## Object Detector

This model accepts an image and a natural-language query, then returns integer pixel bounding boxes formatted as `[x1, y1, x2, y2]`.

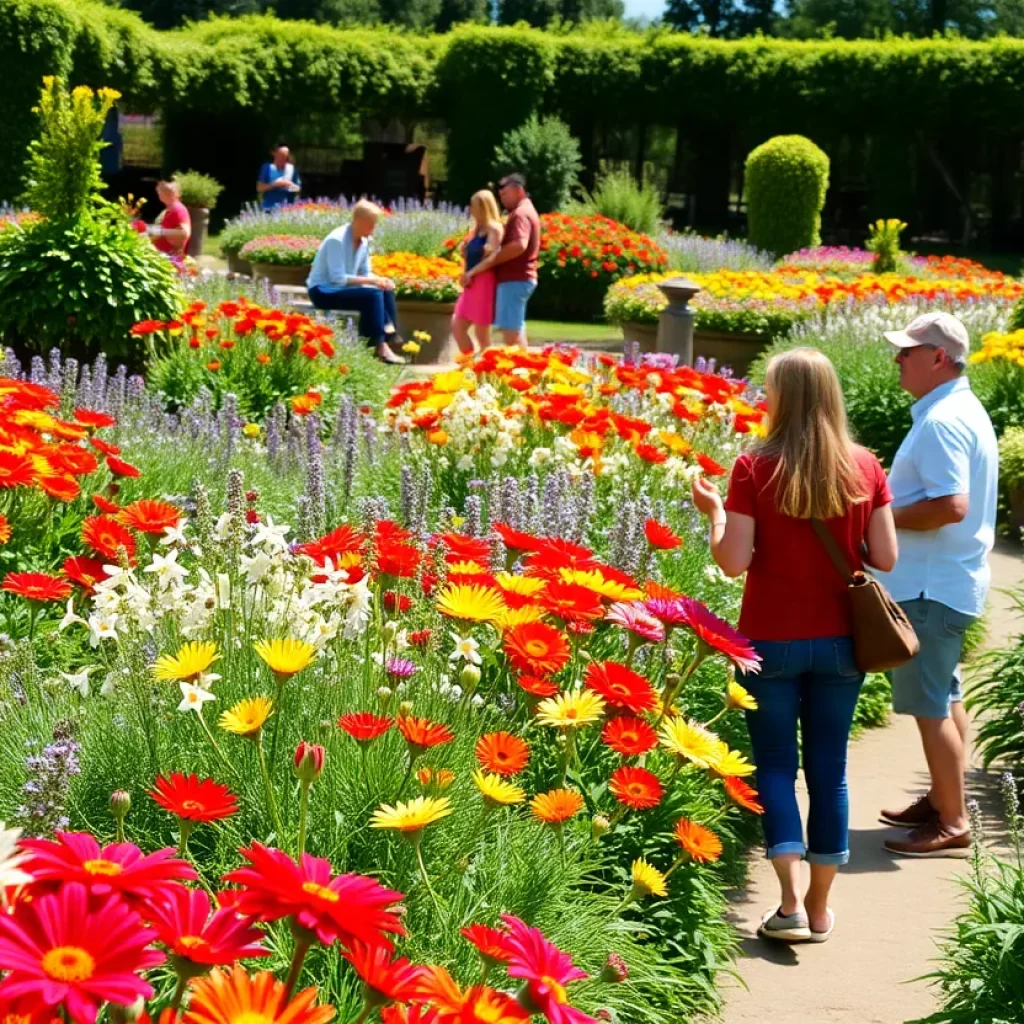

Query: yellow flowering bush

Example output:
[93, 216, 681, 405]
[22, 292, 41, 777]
[374, 252, 462, 303]
[972, 329, 1024, 367]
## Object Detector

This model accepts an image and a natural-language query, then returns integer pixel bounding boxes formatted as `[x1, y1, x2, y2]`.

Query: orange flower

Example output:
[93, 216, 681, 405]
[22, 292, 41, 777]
[0, 514, 11, 545]
[256, 354, 271, 365]
[723, 776, 764, 814]
[1, 571, 72, 603]
[644, 518, 682, 550]
[608, 765, 663, 810]
[396, 716, 454, 756]
[184, 966, 335, 1024]
[118, 499, 181, 535]
[475, 732, 530, 777]
[503, 622, 570, 677]
[584, 660, 658, 714]
[516, 674, 559, 698]
[530, 788, 584, 825]
[82, 515, 136, 561]
[601, 716, 658, 756]
[673, 819, 723, 864]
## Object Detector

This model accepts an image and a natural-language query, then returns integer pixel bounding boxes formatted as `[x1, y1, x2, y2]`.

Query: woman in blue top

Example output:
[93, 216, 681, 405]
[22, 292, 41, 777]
[306, 201, 404, 365]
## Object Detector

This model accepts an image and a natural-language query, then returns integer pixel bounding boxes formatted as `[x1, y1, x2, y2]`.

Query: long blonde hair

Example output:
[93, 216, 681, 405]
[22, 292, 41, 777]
[468, 189, 502, 238]
[754, 348, 867, 519]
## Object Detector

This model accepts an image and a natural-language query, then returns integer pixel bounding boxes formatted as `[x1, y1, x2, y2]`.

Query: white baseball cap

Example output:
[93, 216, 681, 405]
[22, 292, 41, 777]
[883, 311, 969, 363]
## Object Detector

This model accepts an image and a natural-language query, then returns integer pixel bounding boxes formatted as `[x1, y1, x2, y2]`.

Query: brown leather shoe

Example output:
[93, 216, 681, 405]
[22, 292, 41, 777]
[884, 820, 971, 858]
[879, 794, 938, 828]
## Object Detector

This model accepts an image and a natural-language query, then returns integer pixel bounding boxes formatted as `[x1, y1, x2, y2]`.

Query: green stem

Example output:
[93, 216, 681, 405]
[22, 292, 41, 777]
[396, 753, 416, 800]
[610, 887, 637, 917]
[415, 838, 443, 916]
[115, 818, 125, 843]
[663, 854, 686, 880]
[297, 782, 310, 859]
[257, 737, 285, 841]
[352, 1005, 372, 1024]
[197, 709, 242, 781]
[269, 678, 286, 766]
[283, 936, 312, 999]
[169, 974, 189, 1019]
[178, 820, 194, 856]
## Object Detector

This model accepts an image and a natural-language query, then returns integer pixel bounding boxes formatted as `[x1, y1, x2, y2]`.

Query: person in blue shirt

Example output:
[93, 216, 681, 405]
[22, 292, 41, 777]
[874, 312, 998, 859]
[306, 200, 404, 365]
[257, 145, 301, 211]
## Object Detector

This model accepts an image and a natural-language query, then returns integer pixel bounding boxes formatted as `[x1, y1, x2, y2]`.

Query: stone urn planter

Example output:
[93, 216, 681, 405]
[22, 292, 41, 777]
[250, 262, 312, 288]
[620, 320, 658, 354]
[185, 206, 209, 258]
[692, 328, 769, 378]
[226, 251, 252, 276]
[396, 299, 457, 365]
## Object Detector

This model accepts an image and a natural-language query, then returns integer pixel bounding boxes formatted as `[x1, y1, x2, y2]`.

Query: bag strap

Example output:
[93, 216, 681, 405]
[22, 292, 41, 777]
[810, 518, 857, 585]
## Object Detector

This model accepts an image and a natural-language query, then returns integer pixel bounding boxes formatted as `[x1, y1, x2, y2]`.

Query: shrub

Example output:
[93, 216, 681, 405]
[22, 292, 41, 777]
[572, 168, 664, 235]
[173, 169, 223, 209]
[852, 673, 891, 735]
[238, 234, 320, 266]
[492, 115, 582, 215]
[865, 217, 907, 275]
[1000, 427, 1024, 492]
[968, 329, 1024, 437]
[219, 201, 351, 258]
[744, 135, 830, 257]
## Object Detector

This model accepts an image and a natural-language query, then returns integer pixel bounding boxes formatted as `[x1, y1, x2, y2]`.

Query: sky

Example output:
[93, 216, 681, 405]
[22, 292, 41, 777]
[623, 0, 665, 21]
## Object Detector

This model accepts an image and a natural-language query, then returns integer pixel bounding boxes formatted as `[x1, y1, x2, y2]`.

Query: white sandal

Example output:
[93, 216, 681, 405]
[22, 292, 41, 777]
[809, 908, 835, 943]
[757, 906, 812, 943]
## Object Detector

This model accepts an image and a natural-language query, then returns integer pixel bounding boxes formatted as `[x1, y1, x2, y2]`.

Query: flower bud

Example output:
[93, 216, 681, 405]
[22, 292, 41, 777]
[459, 664, 481, 693]
[456, 855, 470, 874]
[599, 954, 629, 984]
[399, 700, 414, 716]
[377, 685, 393, 706]
[293, 741, 325, 785]
[435, 769, 455, 789]
[108, 790, 131, 821]
[383, 621, 399, 643]
[416, 766, 433, 786]
[591, 814, 611, 839]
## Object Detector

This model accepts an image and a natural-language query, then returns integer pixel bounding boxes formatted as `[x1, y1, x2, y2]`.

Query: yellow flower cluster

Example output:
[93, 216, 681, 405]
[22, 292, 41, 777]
[971, 329, 1024, 367]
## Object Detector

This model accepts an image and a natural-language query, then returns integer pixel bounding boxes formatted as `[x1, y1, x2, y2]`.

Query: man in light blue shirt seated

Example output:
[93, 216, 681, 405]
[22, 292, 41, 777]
[306, 200, 404, 364]
[257, 145, 301, 211]
[875, 312, 998, 859]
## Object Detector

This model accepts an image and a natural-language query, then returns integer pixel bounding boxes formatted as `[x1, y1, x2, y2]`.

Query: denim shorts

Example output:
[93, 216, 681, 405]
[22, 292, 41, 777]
[494, 280, 537, 331]
[891, 598, 974, 719]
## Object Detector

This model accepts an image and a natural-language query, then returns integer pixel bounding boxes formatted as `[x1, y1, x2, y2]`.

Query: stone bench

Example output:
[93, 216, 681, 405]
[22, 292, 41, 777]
[270, 284, 358, 322]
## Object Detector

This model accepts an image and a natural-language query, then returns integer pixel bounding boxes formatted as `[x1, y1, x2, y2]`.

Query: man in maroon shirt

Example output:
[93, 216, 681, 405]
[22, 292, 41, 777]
[463, 173, 540, 348]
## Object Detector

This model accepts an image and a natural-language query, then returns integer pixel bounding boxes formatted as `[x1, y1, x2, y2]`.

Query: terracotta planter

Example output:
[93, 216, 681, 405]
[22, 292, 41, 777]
[185, 206, 209, 258]
[692, 328, 769, 378]
[620, 320, 658, 354]
[250, 262, 313, 288]
[226, 252, 252, 276]
[1009, 486, 1024, 537]
[396, 299, 458, 365]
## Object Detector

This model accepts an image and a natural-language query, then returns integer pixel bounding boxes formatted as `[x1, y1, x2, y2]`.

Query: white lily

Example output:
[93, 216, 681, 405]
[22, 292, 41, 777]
[160, 520, 189, 547]
[251, 515, 290, 554]
[178, 682, 216, 713]
[58, 598, 85, 633]
[448, 632, 482, 666]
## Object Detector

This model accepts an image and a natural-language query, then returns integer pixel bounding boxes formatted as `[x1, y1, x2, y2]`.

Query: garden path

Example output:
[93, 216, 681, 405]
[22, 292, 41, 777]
[719, 539, 1023, 1024]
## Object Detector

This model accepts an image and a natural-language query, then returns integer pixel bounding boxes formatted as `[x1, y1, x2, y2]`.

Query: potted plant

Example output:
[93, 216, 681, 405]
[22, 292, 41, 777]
[240, 235, 320, 287]
[999, 426, 1024, 537]
[174, 170, 224, 258]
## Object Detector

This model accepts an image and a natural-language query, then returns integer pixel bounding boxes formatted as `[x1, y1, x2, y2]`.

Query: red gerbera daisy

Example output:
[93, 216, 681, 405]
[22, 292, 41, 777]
[2, 572, 71, 603]
[150, 774, 238, 823]
[148, 887, 268, 967]
[396, 716, 453, 757]
[608, 765, 664, 811]
[62, 556, 111, 592]
[643, 519, 682, 550]
[675, 597, 761, 674]
[695, 452, 727, 477]
[91, 493, 121, 514]
[338, 712, 393, 745]
[0, 452, 37, 489]
[19, 832, 194, 906]
[460, 924, 513, 964]
[222, 843, 405, 950]
[435, 533, 491, 564]
[516, 674, 559, 699]
[81, 515, 136, 561]
[73, 409, 117, 430]
[491, 522, 543, 554]
[89, 438, 121, 459]
[584, 661, 658, 714]
[634, 442, 667, 465]
[39, 476, 81, 503]
[376, 544, 421, 579]
[117, 500, 181, 535]
[0, 883, 164, 1023]
[0, 514, 11, 546]
[106, 456, 140, 478]
[503, 623, 571, 677]
[538, 582, 605, 622]
[475, 732, 530, 776]
[343, 942, 426, 1005]
[601, 716, 658, 757]
[723, 776, 764, 815]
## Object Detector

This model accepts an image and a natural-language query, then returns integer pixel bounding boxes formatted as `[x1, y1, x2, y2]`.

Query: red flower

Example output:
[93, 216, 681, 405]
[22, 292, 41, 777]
[338, 713, 394, 744]
[91, 492, 121, 512]
[62, 556, 111, 592]
[397, 716, 454, 756]
[0, 883, 164, 1023]
[695, 452, 727, 477]
[643, 519, 682, 550]
[538, 582, 604, 623]
[491, 522, 543, 553]
[117, 500, 181, 535]
[601, 717, 658, 756]
[584, 661, 657, 714]
[106, 456, 140, 478]
[82, 515, 136, 561]
[460, 924, 513, 964]
[499, 914, 590, 1024]
[376, 544, 421, 579]
[608, 766, 663, 810]
[723, 776, 764, 814]
[2, 572, 71, 603]
[148, 887, 268, 967]
[74, 409, 116, 430]
[516, 674, 559, 698]
[475, 732, 530, 776]
[408, 629, 432, 647]
[39, 476, 81, 502]
[90, 438, 122, 459]
[0, 452, 36, 489]
[674, 597, 761, 674]
[19, 832, 194, 905]
[222, 843, 405, 950]
[383, 591, 413, 614]
[503, 623, 571, 677]
[343, 942, 426, 1004]
[633, 442, 667, 465]
[150, 774, 238, 823]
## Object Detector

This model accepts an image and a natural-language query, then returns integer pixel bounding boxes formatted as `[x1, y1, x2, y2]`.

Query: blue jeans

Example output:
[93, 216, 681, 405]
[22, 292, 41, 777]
[744, 636, 864, 865]
[308, 286, 397, 346]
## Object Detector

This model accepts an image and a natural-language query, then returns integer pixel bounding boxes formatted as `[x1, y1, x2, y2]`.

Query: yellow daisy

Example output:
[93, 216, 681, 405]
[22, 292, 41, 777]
[557, 567, 644, 603]
[254, 637, 316, 680]
[495, 573, 546, 597]
[726, 680, 758, 712]
[219, 696, 273, 738]
[631, 857, 668, 898]
[658, 718, 723, 769]
[370, 796, 453, 836]
[472, 770, 526, 808]
[497, 605, 547, 629]
[708, 745, 756, 778]
[152, 641, 220, 682]
[435, 583, 507, 625]
[536, 689, 606, 729]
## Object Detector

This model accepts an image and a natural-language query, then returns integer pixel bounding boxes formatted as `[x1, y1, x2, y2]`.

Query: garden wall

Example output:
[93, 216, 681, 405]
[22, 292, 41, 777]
[8, 0, 1024, 242]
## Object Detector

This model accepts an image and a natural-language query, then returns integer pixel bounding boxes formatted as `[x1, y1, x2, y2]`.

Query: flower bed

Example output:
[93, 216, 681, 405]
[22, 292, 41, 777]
[239, 235, 321, 267]
[375, 252, 462, 303]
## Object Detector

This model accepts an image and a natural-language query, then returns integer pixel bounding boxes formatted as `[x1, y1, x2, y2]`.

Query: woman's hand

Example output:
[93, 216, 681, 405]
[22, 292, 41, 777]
[374, 276, 396, 292]
[691, 476, 725, 519]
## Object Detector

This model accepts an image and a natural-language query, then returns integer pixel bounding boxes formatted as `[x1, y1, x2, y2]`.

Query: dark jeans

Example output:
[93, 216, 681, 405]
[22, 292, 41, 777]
[308, 285, 398, 346]
[744, 636, 864, 865]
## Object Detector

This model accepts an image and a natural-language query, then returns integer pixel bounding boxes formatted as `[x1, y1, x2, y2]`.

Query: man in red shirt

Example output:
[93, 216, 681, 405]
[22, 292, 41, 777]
[148, 180, 191, 257]
[463, 173, 540, 348]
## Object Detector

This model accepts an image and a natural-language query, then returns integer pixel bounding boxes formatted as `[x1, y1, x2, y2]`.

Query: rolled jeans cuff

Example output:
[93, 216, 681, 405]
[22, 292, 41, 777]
[766, 841, 806, 860]
[807, 850, 850, 866]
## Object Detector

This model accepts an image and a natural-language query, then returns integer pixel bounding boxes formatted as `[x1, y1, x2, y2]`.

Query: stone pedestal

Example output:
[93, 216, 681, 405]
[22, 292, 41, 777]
[656, 277, 702, 363]
[396, 300, 458, 364]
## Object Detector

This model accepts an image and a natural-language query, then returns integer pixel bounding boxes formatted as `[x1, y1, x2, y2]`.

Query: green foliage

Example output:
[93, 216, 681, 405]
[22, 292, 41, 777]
[865, 217, 906, 275]
[571, 167, 664, 235]
[0, 210, 183, 361]
[745, 135, 830, 258]
[851, 673, 891, 736]
[173, 169, 224, 209]
[1000, 427, 1024, 492]
[664, 0, 776, 35]
[492, 115, 582, 215]
[969, 358, 1024, 438]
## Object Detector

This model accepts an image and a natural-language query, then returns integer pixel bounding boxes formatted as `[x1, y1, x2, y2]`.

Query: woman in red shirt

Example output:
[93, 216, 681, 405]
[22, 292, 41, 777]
[148, 180, 191, 257]
[692, 347, 897, 944]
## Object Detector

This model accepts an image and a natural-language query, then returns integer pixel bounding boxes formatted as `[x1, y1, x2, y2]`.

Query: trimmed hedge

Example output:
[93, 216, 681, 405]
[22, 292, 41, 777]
[11, 0, 1024, 205]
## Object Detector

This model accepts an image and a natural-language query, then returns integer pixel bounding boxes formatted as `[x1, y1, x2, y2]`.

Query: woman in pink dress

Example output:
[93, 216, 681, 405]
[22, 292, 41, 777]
[453, 190, 502, 355]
